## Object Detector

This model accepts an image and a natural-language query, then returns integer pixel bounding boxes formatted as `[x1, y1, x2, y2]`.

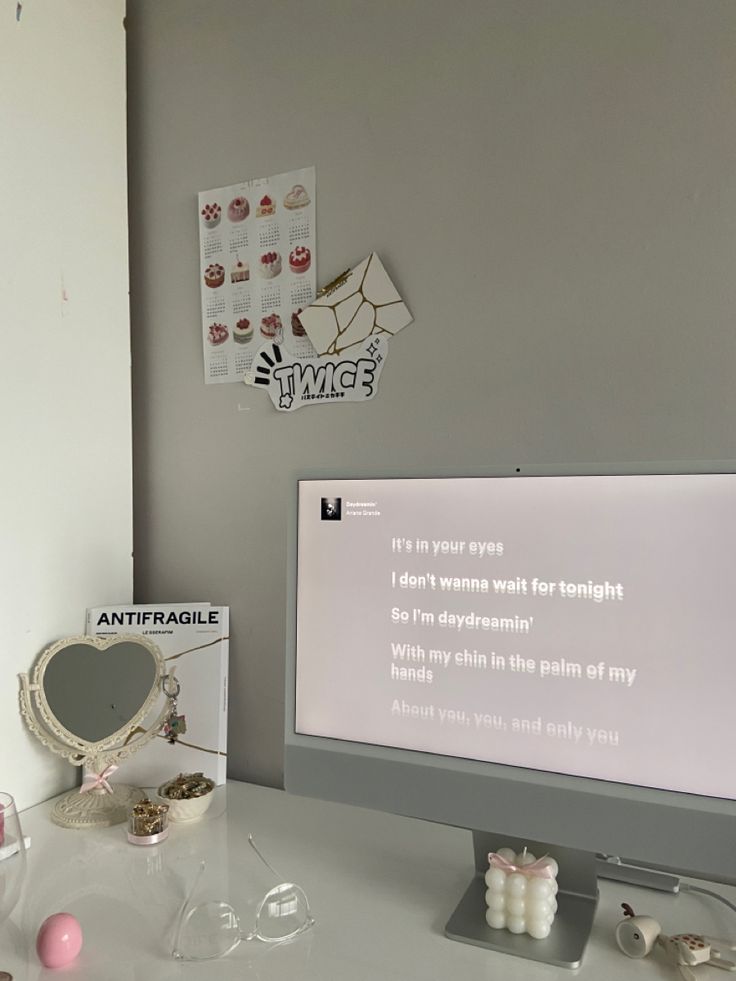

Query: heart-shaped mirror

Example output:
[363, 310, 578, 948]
[42, 638, 158, 745]
[19, 634, 174, 830]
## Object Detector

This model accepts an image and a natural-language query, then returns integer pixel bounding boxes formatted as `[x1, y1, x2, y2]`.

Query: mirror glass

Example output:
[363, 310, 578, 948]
[43, 640, 158, 743]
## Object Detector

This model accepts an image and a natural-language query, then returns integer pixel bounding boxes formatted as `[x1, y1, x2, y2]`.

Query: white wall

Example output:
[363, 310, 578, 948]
[126, 0, 736, 788]
[0, 0, 132, 810]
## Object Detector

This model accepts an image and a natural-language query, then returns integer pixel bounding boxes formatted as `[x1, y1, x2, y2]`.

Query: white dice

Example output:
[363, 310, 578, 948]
[484, 848, 559, 939]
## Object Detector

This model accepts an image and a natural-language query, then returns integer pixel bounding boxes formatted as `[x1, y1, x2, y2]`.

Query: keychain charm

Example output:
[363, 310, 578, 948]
[162, 676, 186, 744]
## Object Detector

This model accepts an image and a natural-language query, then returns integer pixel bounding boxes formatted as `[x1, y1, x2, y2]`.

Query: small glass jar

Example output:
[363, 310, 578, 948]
[127, 799, 169, 845]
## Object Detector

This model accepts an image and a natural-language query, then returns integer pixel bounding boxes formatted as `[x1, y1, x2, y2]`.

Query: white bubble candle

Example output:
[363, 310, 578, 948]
[484, 847, 559, 939]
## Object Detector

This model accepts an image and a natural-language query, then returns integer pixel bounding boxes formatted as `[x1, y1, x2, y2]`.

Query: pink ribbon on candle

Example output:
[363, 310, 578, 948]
[79, 764, 119, 795]
[488, 852, 556, 878]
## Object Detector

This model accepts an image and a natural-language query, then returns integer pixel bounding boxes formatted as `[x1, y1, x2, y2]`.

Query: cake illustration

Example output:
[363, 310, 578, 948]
[289, 245, 311, 274]
[204, 263, 225, 288]
[291, 309, 306, 337]
[259, 251, 282, 279]
[261, 313, 283, 342]
[256, 195, 275, 218]
[200, 202, 221, 228]
[227, 196, 249, 222]
[207, 323, 229, 348]
[284, 184, 310, 210]
[234, 318, 253, 344]
[231, 257, 250, 283]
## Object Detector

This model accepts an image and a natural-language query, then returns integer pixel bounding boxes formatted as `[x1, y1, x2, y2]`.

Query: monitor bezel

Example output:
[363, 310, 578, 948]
[284, 462, 736, 885]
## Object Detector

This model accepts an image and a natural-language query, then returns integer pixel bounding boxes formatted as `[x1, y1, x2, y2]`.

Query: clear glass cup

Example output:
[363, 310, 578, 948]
[171, 834, 315, 960]
[0, 792, 27, 923]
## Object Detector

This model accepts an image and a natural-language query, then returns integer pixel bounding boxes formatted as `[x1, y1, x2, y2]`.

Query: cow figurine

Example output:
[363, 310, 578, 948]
[616, 904, 736, 980]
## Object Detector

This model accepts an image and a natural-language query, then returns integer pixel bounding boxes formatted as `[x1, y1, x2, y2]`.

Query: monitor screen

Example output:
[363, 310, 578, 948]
[285, 467, 736, 894]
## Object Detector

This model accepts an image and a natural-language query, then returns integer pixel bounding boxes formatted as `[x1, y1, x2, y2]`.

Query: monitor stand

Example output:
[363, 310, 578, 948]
[445, 832, 599, 970]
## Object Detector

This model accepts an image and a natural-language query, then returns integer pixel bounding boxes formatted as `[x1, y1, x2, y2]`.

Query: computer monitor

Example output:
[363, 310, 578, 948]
[284, 464, 736, 967]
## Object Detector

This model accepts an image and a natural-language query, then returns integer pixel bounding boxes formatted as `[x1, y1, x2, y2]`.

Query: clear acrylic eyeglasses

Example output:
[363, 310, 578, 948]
[172, 834, 315, 960]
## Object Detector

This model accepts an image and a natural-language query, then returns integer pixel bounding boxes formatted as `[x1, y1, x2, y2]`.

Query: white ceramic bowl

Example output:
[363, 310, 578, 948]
[156, 785, 214, 823]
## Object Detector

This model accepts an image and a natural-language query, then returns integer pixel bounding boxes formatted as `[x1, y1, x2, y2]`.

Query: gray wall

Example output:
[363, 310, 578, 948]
[126, 0, 736, 788]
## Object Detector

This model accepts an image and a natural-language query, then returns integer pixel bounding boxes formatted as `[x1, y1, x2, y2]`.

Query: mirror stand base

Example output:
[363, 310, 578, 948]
[51, 784, 146, 829]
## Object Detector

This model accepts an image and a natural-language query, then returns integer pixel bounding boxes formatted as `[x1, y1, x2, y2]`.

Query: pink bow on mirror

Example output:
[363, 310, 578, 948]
[79, 764, 118, 795]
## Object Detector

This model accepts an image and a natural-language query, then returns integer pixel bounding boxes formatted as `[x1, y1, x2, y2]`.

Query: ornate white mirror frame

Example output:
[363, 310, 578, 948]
[19, 634, 176, 829]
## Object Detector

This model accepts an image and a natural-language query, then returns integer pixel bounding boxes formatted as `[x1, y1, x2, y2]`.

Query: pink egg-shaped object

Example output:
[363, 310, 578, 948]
[36, 912, 83, 968]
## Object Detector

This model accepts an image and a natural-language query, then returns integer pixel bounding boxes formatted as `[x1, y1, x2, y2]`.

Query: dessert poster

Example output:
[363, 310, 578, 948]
[198, 166, 317, 385]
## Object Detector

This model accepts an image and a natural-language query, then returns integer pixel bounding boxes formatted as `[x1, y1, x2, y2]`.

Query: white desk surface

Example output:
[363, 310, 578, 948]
[2, 781, 735, 980]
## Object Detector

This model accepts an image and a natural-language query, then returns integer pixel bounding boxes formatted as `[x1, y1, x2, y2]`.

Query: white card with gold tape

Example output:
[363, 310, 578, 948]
[298, 252, 412, 356]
